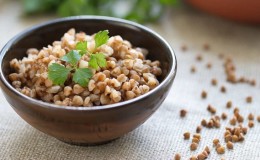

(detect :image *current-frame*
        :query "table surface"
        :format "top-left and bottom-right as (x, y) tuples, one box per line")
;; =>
(1, 1), (260, 160)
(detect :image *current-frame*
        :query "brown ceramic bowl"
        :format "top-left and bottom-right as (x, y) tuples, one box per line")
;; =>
(0, 16), (177, 145)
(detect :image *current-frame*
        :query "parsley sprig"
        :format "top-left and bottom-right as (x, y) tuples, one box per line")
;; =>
(48, 30), (109, 87)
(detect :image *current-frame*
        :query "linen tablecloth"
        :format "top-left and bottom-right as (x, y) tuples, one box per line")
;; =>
(1, 1), (260, 160)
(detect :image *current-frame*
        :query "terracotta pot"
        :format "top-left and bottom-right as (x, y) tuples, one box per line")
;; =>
(186, 0), (260, 24)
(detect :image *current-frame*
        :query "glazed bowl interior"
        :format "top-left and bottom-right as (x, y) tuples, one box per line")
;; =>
(0, 16), (176, 145)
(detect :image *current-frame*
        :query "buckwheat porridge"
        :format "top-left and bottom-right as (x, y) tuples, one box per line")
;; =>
(8, 29), (162, 107)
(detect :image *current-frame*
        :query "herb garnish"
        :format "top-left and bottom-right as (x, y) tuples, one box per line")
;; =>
(48, 30), (109, 87)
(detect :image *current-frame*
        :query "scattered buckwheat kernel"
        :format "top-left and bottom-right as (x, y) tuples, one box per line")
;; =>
(202, 150), (208, 157)
(196, 54), (203, 61)
(184, 132), (191, 140)
(226, 101), (232, 108)
(232, 135), (239, 142)
(192, 138), (200, 144)
(233, 107), (239, 114)
(248, 113), (254, 120)
(196, 126), (202, 133)
(216, 143), (221, 149)
(216, 146), (225, 154)
(190, 142), (198, 151)
(213, 139), (220, 146)
(181, 44), (187, 52)
(201, 90), (207, 99)
(215, 115), (220, 121)
(239, 76), (245, 83)
(204, 146), (210, 154)
(220, 86), (226, 93)
(239, 133), (245, 142)
(227, 73), (237, 83)
(225, 135), (232, 143)
(180, 109), (187, 118)
(230, 117), (237, 126)
(234, 128), (240, 136)
(225, 127), (231, 132)
(197, 153), (206, 160)
(246, 96), (252, 103)
(206, 62), (212, 69)
(207, 105), (216, 114)
(203, 43), (210, 50)
(174, 153), (181, 160)
(201, 119), (207, 126)
(215, 121), (221, 128)
(248, 121), (254, 128)
(211, 78), (217, 86)
(237, 115), (244, 123)
(207, 120), (214, 128)
(190, 156), (197, 160)
(193, 134), (201, 140)
(221, 113), (227, 120)
(257, 115), (260, 122)
(227, 141), (233, 149)
(191, 66), (196, 73)
(242, 127), (248, 135)
(250, 79), (256, 86)
(224, 130), (231, 137)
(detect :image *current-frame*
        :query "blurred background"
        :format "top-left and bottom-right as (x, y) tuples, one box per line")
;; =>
(1, 0), (260, 49)
(1, 0), (260, 159)
(20, 0), (260, 24)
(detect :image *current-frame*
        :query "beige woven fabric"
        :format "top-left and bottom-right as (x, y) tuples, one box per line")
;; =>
(1, 2), (260, 160)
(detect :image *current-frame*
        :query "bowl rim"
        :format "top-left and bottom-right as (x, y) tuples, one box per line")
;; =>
(0, 15), (177, 111)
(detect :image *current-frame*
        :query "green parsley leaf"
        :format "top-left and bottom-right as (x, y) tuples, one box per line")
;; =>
(76, 41), (87, 56)
(89, 53), (107, 69)
(94, 53), (107, 68)
(94, 30), (109, 49)
(89, 54), (98, 69)
(73, 68), (93, 87)
(61, 50), (81, 67)
(47, 30), (109, 88)
(48, 63), (71, 85)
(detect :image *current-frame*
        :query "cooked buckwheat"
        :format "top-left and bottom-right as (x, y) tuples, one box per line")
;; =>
(9, 29), (162, 107)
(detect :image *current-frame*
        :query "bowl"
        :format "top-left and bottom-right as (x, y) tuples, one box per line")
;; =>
(186, 0), (260, 24)
(0, 16), (177, 145)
